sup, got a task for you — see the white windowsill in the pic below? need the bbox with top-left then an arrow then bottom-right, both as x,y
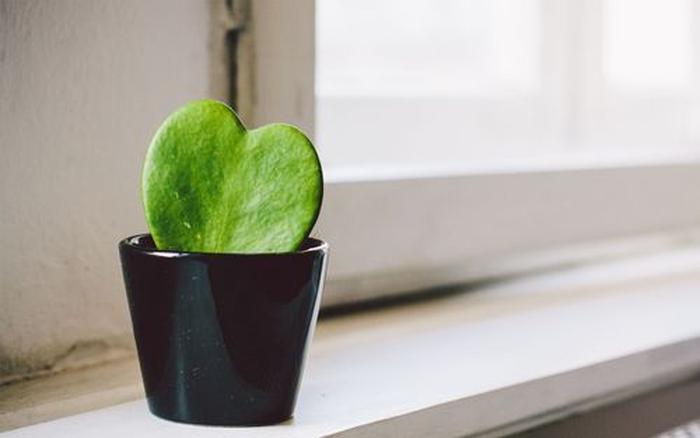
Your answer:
5,246 -> 700,437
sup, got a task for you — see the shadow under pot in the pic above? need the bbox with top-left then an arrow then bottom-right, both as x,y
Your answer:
119,234 -> 329,426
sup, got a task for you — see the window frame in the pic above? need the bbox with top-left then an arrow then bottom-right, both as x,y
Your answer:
242,0 -> 700,306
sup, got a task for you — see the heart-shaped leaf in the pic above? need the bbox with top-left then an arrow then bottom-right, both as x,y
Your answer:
142,100 -> 323,253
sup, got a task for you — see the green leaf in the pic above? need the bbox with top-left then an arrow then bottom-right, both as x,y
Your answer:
142,100 -> 323,254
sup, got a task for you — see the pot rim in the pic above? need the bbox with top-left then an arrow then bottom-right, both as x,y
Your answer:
119,233 -> 328,259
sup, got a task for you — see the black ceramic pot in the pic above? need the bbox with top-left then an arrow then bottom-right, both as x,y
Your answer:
119,234 -> 328,426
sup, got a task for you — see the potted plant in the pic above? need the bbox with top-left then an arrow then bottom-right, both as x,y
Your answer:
119,100 -> 328,426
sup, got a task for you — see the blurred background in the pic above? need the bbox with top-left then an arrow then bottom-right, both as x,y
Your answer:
317,0 -> 700,173
3,1 -> 700,432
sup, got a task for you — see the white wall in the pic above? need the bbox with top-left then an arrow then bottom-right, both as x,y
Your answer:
0,0 -> 220,381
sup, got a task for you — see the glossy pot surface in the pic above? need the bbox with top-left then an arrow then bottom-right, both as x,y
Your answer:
119,234 -> 328,426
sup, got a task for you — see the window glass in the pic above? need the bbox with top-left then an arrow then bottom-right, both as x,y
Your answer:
317,0 -> 540,97
316,0 -> 700,175
604,0 -> 692,92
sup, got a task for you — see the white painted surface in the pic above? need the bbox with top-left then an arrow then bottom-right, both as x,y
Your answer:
319,164 -> 700,306
249,0 -> 315,135
6,247 -> 700,437
0,0 -> 217,378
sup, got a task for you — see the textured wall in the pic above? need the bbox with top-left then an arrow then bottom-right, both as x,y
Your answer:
0,0 -> 218,380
